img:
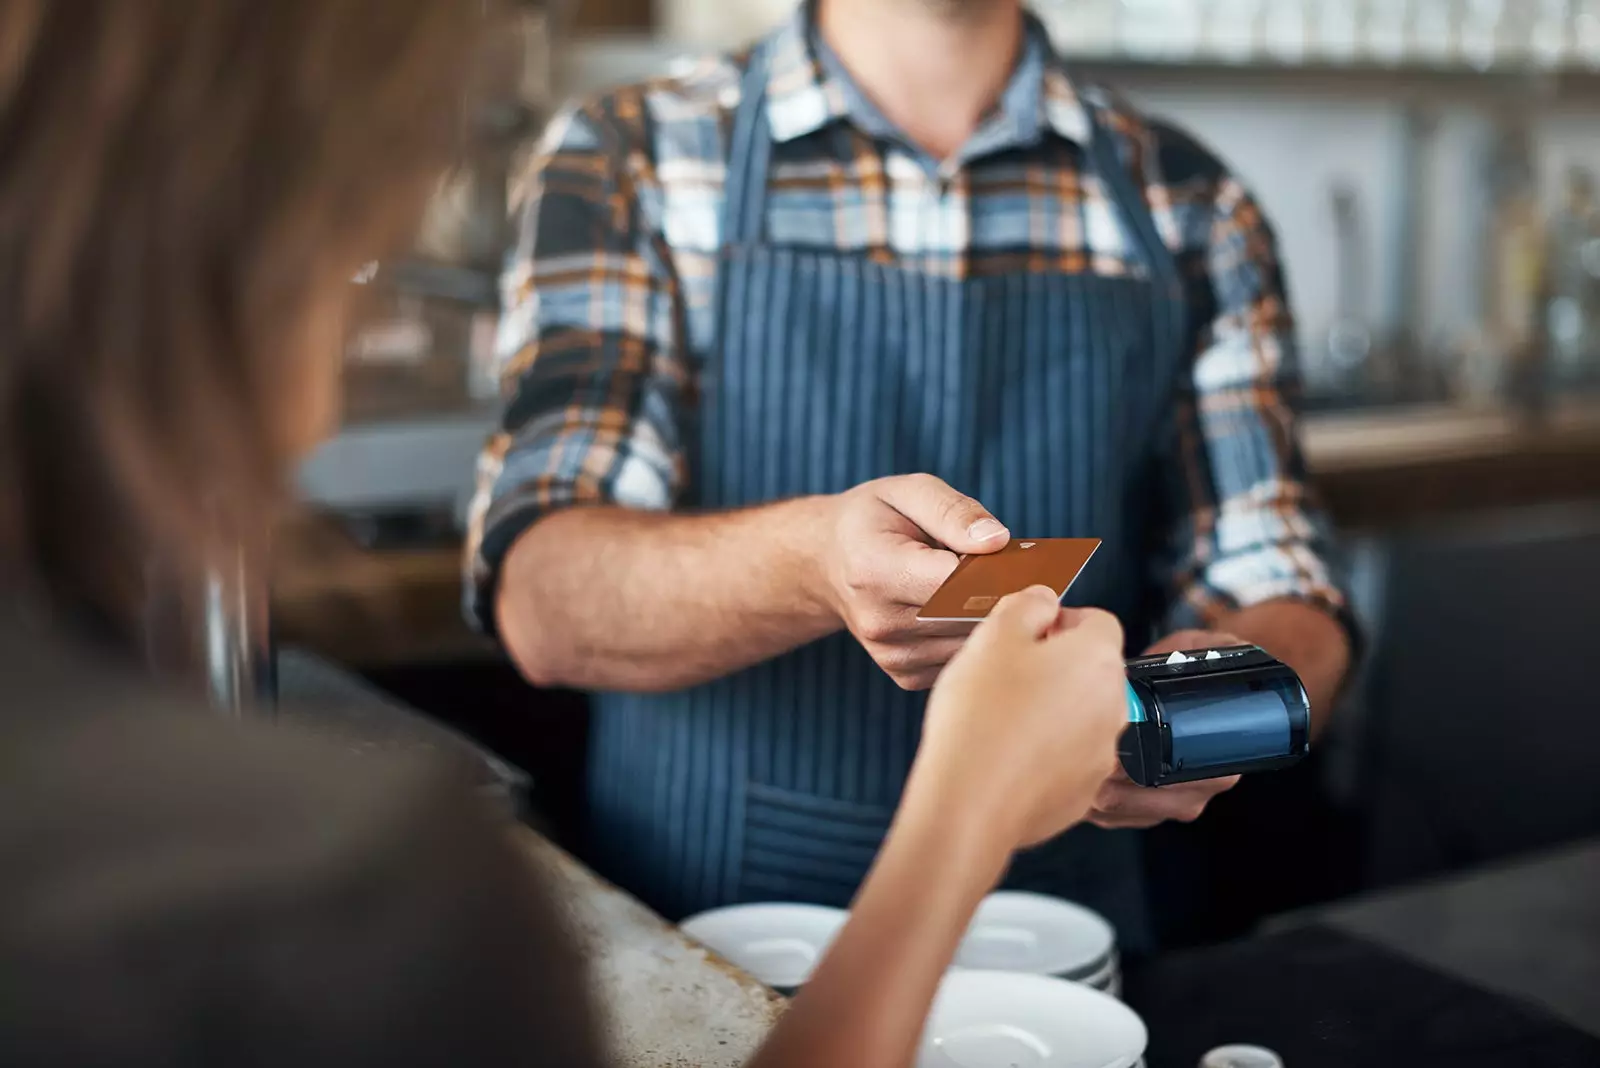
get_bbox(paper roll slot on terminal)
[1119,645,1311,788]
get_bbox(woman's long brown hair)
[0,0,485,634]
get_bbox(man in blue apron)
[467,0,1353,951]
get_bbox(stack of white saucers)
[953,891,1123,998]
[683,898,1148,1067]
[679,903,848,993]
[918,970,1147,1068]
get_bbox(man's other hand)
[1085,628,1244,830]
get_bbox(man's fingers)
[1091,774,1241,828]
[875,474,1009,554]
[876,636,970,681]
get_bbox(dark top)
[0,606,605,1068]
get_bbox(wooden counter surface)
[275,402,1600,669]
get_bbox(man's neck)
[815,0,1025,163]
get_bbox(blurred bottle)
[1543,167,1600,392]
[1465,129,1546,406]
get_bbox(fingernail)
[967,518,1007,542]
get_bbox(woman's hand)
[745,587,1131,1068]
[912,586,1130,851]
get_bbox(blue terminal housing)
[1119,645,1311,788]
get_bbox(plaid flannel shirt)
[465,7,1349,639]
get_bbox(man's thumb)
[876,474,1009,553]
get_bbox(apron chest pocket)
[739,781,896,907]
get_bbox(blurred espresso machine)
[150,6,553,717]
[299,5,552,551]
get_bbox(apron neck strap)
[722,40,777,247]
[1082,98,1183,295]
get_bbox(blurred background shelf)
[275,400,1600,670]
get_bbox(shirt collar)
[760,3,1092,150]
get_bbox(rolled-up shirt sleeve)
[1155,173,1354,641]
[464,101,687,633]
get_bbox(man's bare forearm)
[494,500,842,692]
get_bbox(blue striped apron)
[586,42,1190,953]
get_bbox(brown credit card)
[916,538,1102,622]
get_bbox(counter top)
[280,649,782,1066]
[279,647,1598,1065]
[275,401,1600,668]
[1132,839,1600,1067]
[277,648,528,808]
[1303,840,1600,1039]
[524,837,784,1068]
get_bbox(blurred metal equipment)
[202,547,277,718]
[1544,166,1600,392]
[142,545,276,718]
[298,5,551,544]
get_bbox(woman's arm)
[745,770,1009,1068]
[746,590,1129,1068]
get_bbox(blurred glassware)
[1117,0,1202,59]
[1261,0,1313,63]
[659,0,795,49]
[1531,0,1577,68]
[1411,0,1462,64]
[1458,0,1502,68]
[1365,0,1413,64]
[1460,0,1536,68]
[1312,0,1364,64]
[1577,0,1600,66]
[1543,167,1600,392]
[1320,181,1376,397]
[1202,0,1264,62]
[142,543,276,721]
[1045,0,1121,56]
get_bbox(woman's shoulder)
[0,608,607,1067]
